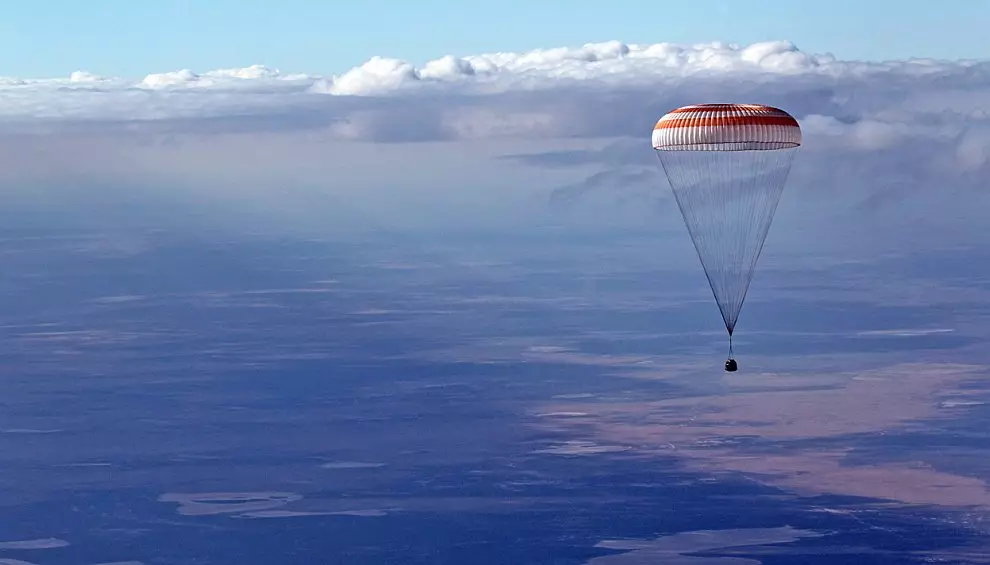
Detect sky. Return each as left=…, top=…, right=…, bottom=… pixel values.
left=2, top=0, right=990, bottom=78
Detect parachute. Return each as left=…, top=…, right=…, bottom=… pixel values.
left=651, top=104, right=802, bottom=371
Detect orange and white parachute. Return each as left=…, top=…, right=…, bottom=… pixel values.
left=652, top=103, right=801, bottom=151
left=650, top=104, right=803, bottom=370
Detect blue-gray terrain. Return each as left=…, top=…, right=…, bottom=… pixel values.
left=0, top=222, right=986, bottom=564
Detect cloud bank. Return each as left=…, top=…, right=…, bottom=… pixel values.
left=3, top=39, right=988, bottom=141
left=0, top=39, right=987, bottom=241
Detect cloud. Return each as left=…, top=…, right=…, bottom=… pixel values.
left=0, top=39, right=985, bottom=137
left=0, top=39, right=987, bottom=241
left=1, top=40, right=986, bottom=177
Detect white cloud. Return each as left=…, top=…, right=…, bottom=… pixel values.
left=316, top=57, right=420, bottom=96
left=0, top=39, right=984, bottom=131
left=0, top=39, right=986, bottom=244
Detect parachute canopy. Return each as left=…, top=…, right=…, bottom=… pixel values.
left=650, top=104, right=802, bottom=362
left=652, top=103, right=801, bottom=152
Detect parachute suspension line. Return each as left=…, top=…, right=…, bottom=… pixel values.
left=655, top=148, right=797, bottom=335
left=658, top=153, right=729, bottom=330
left=728, top=332, right=734, bottom=359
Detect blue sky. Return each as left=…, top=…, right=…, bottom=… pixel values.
left=2, top=0, right=989, bottom=78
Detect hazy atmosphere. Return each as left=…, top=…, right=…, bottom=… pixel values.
left=0, top=4, right=988, bottom=564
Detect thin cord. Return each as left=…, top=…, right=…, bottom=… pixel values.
left=656, top=148, right=796, bottom=335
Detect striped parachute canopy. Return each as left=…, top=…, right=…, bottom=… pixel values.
left=651, top=104, right=802, bottom=367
